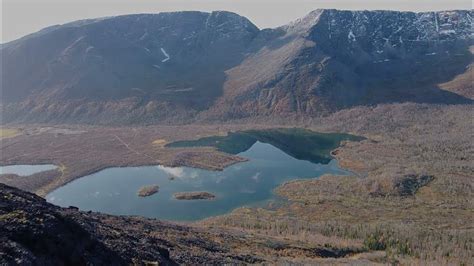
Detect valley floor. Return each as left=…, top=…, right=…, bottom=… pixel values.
left=1, top=102, right=473, bottom=264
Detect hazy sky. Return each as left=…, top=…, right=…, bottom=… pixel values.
left=1, top=0, right=471, bottom=43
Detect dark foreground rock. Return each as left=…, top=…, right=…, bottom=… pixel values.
left=174, top=191, right=216, bottom=200
left=0, top=183, right=371, bottom=264
left=0, top=183, right=259, bottom=265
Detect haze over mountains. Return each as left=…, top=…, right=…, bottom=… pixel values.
left=1, top=9, right=472, bottom=124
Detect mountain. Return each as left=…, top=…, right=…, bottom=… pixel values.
left=1, top=10, right=472, bottom=124
left=206, top=9, right=473, bottom=119
left=1, top=11, right=259, bottom=123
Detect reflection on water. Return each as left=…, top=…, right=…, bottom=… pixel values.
left=166, top=128, right=364, bottom=164
left=0, top=164, right=57, bottom=176
left=46, top=141, right=349, bottom=221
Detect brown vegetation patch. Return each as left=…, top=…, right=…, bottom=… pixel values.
left=204, top=103, right=474, bottom=264
left=137, top=185, right=159, bottom=197
left=174, top=191, right=215, bottom=200
left=0, top=128, right=21, bottom=139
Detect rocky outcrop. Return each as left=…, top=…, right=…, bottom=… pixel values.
left=0, top=183, right=259, bottom=264
left=392, top=174, right=434, bottom=196
left=366, top=174, right=435, bottom=197
left=0, top=184, right=169, bottom=264
left=137, top=185, right=159, bottom=197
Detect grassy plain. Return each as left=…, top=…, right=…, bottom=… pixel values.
left=0, top=128, right=20, bottom=139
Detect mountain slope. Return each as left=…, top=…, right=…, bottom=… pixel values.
left=206, top=9, right=473, bottom=119
left=1, top=11, right=259, bottom=123
left=1, top=10, right=472, bottom=124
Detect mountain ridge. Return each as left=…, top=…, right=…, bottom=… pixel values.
left=1, top=9, right=472, bottom=124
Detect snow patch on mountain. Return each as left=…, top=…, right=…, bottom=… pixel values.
left=348, top=30, right=356, bottom=42
left=160, top=48, right=170, bottom=62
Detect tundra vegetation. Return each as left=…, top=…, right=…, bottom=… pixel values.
left=202, top=103, right=474, bottom=264
left=0, top=128, right=20, bottom=139
left=173, top=191, right=216, bottom=200
left=1, top=103, right=472, bottom=264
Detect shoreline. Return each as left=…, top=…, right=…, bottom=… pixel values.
left=1, top=125, right=357, bottom=198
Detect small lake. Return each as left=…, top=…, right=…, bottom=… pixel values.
left=46, top=129, right=362, bottom=221
left=0, top=164, right=57, bottom=176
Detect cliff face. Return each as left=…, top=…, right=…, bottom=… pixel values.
left=206, top=10, right=473, bottom=119
left=1, top=10, right=472, bottom=124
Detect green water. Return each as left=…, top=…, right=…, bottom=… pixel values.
left=166, top=128, right=364, bottom=164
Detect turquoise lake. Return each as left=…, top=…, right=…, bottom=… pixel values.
left=46, top=129, right=361, bottom=221
left=0, top=164, right=57, bottom=176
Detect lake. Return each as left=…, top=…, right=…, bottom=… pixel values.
left=0, top=164, right=57, bottom=176
left=46, top=129, right=362, bottom=221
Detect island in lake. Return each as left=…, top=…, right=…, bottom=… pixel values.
left=174, top=191, right=215, bottom=200
left=137, top=185, right=159, bottom=197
